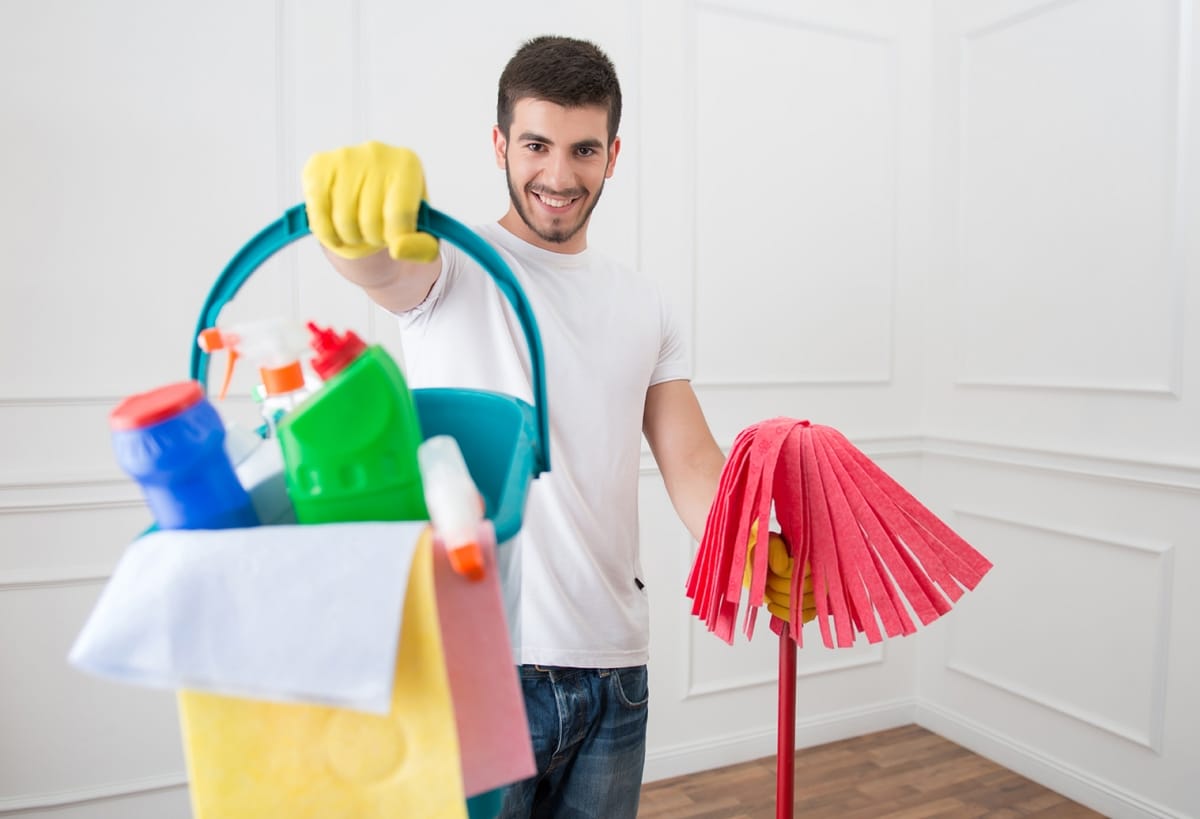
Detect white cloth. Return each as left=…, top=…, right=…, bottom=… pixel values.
left=400, top=222, right=689, bottom=667
left=68, top=522, right=426, bottom=714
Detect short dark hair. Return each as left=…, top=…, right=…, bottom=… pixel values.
left=497, top=36, right=622, bottom=145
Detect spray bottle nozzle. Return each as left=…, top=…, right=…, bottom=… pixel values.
left=197, top=319, right=312, bottom=402
left=197, top=328, right=240, bottom=400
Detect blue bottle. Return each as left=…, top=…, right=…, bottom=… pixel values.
left=110, top=380, right=259, bottom=530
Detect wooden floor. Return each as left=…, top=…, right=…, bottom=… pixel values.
left=638, top=725, right=1104, bottom=818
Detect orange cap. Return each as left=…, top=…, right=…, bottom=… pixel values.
left=261, top=361, right=305, bottom=396
left=447, top=542, right=485, bottom=582
left=197, top=327, right=228, bottom=353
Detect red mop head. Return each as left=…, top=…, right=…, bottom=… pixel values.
left=686, top=419, right=993, bottom=648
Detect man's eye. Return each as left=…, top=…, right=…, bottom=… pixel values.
left=526, top=143, right=545, bottom=152
left=577, top=147, right=596, bottom=157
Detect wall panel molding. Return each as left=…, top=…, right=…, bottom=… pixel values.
left=0, top=566, right=111, bottom=592
left=685, top=642, right=886, bottom=700
left=0, top=772, right=187, bottom=814
left=0, top=397, right=124, bottom=408
left=0, top=480, right=141, bottom=514
left=963, top=0, right=1093, bottom=40
left=953, top=0, right=1190, bottom=394
left=687, top=0, right=900, bottom=387
left=946, top=510, right=1173, bottom=752
left=641, top=434, right=924, bottom=476
left=923, top=436, right=1200, bottom=492
left=693, top=0, right=894, bottom=45
left=659, top=433, right=1200, bottom=488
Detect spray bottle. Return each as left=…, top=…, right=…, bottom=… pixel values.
left=276, top=323, right=427, bottom=524
left=417, top=435, right=486, bottom=581
left=196, top=319, right=311, bottom=525
left=196, top=318, right=314, bottom=436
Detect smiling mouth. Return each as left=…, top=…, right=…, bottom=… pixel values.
left=531, top=189, right=583, bottom=210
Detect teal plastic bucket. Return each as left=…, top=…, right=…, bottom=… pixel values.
left=189, top=202, right=549, bottom=544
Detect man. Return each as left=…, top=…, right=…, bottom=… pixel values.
left=303, top=35, right=797, bottom=819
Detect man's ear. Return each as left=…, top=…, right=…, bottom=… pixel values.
left=605, top=136, right=621, bottom=179
left=493, top=125, right=507, bottom=169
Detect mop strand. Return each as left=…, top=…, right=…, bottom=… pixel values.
left=686, top=418, right=993, bottom=647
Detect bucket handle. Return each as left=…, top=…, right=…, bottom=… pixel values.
left=188, top=202, right=550, bottom=476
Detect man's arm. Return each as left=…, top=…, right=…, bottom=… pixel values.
left=319, top=246, right=442, bottom=315
left=642, top=379, right=726, bottom=542
left=644, top=380, right=814, bottom=621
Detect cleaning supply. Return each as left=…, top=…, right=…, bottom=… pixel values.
left=180, top=533, right=469, bottom=819
left=110, top=381, right=259, bottom=530
left=195, top=316, right=311, bottom=522
left=429, top=523, right=536, bottom=802
left=688, top=417, right=995, bottom=819
left=418, top=435, right=485, bottom=581
left=197, top=318, right=313, bottom=436
left=188, top=201, right=552, bottom=544
left=690, top=418, right=993, bottom=647
left=277, top=322, right=427, bottom=523
left=92, top=199, right=554, bottom=819
left=224, top=424, right=296, bottom=526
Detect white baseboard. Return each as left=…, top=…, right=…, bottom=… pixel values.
left=917, top=702, right=1187, bottom=819
left=642, top=697, right=916, bottom=783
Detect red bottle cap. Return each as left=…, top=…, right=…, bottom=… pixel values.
left=308, top=322, right=367, bottom=380
left=110, top=381, right=205, bottom=431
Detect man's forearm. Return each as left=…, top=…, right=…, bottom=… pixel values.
left=667, top=446, right=725, bottom=543
left=321, top=244, right=442, bottom=314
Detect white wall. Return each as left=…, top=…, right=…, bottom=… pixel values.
left=638, top=0, right=933, bottom=782
left=0, top=1, right=1195, bottom=818
left=916, top=2, right=1200, bottom=817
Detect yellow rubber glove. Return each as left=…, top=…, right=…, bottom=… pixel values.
left=745, top=522, right=817, bottom=624
left=302, top=140, right=439, bottom=262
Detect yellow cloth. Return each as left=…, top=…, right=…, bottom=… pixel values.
left=178, top=533, right=466, bottom=819
left=302, top=140, right=439, bottom=262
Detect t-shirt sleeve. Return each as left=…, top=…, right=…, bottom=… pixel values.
left=649, top=288, right=691, bottom=386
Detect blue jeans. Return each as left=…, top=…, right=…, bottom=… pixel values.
left=498, top=665, right=649, bottom=819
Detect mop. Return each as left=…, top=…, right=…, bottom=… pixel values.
left=686, top=418, right=993, bottom=817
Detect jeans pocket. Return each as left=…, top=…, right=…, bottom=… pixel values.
left=610, top=665, right=649, bottom=709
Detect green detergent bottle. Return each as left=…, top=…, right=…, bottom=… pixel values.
left=277, top=322, right=427, bottom=523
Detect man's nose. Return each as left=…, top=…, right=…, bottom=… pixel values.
left=542, top=150, right=574, bottom=192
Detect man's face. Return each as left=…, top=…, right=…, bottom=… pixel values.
left=493, top=98, right=620, bottom=253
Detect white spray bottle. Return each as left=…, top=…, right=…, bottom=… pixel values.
left=198, top=318, right=313, bottom=526
left=417, top=435, right=486, bottom=581
left=198, top=318, right=314, bottom=436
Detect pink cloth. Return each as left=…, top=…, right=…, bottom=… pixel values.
left=432, top=522, right=536, bottom=797
left=687, top=419, right=993, bottom=648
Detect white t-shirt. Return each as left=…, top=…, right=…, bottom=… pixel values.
left=398, top=222, right=689, bottom=667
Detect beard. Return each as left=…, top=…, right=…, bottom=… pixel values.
left=505, top=161, right=606, bottom=246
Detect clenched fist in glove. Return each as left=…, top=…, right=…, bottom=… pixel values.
left=746, top=521, right=817, bottom=624
left=302, top=141, right=439, bottom=263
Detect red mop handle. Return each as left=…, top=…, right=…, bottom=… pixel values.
left=777, top=631, right=796, bottom=818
